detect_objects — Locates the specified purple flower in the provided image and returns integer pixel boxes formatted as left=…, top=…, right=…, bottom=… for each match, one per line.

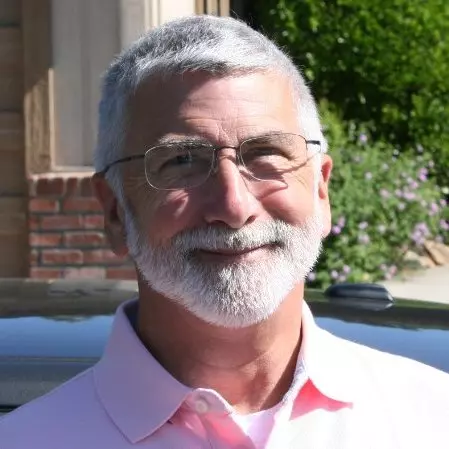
left=380, top=189, right=390, bottom=199
left=411, top=223, right=430, bottom=246
left=435, top=235, right=444, bottom=243
left=403, top=191, right=416, bottom=201
left=338, top=275, right=347, bottom=283
left=379, top=263, right=388, bottom=272
left=430, top=202, right=439, bottom=215
left=389, top=265, right=397, bottom=275
left=330, top=270, right=339, bottom=280
left=416, top=222, right=430, bottom=234
left=359, top=133, right=368, bottom=144
left=337, top=216, right=346, bottom=228
left=409, top=180, right=419, bottom=190
left=358, top=221, right=368, bottom=230
left=342, top=265, right=351, bottom=274
left=440, top=220, right=449, bottom=231
left=397, top=202, right=406, bottom=211
left=307, top=272, right=316, bottom=282
left=395, top=189, right=403, bottom=198
left=358, top=234, right=370, bottom=244
left=418, top=168, right=428, bottom=182
left=365, top=172, right=373, bottom=180
left=418, top=173, right=427, bottom=182
left=332, top=225, right=342, bottom=235
left=440, top=199, right=447, bottom=207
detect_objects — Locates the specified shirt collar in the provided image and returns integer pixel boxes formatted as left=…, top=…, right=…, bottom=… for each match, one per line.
left=94, top=299, right=358, bottom=443
left=93, top=300, right=192, bottom=443
left=300, top=301, right=359, bottom=404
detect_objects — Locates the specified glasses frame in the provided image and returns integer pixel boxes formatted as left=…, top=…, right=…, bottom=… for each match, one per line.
left=98, top=133, right=322, bottom=190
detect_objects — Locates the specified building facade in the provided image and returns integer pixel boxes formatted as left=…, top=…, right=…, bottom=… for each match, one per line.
left=0, top=0, right=233, bottom=279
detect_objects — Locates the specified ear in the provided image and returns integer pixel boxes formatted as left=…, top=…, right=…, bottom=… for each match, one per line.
left=91, top=173, right=129, bottom=257
left=318, top=154, right=333, bottom=237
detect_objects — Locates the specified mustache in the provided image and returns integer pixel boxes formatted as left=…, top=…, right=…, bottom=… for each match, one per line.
left=171, top=220, right=302, bottom=253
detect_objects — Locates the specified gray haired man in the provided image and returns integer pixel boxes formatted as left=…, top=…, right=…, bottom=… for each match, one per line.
left=1, top=15, right=449, bottom=449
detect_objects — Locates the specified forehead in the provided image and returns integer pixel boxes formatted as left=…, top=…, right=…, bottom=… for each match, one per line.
left=124, top=71, right=300, bottom=151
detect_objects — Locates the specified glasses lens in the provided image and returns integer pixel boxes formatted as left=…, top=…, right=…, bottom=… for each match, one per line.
left=240, top=134, right=310, bottom=181
left=145, top=142, right=214, bottom=190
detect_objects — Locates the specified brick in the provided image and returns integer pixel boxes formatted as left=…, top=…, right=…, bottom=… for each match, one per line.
left=79, top=177, right=94, bottom=196
left=41, top=249, right=84, bottom=265
left=84, top=249, right=125, bottom=265
left=63, top=267, right=106, bottom=279
left=64, top=231, right=106, bottom=248
left=30, top=249, right=39, bottom=266
left=30, top=267, right=64, bottom=279
left=62, top=197, right=102, bottom=213
left=65, top=177, right=80, bottom=196
left=106, top=267, right=137, bottom=280
left=29, top=198, right=59, bottom=213
left=29, top=232, right=62, bottom=247
left=29, top=215, right=40, bottom=230
left=35, top=178, right=65, bottom=196
left=40, top=214, right=83, bottom=230
left=84, top=214, right=105, bottom=230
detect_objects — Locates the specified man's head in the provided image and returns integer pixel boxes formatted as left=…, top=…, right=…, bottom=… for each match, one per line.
left=93, top=15, right=332, bottom=328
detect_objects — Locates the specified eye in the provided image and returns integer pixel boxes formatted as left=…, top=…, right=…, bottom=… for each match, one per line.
left=243, top=145, right=290, bottom=162
left=162, top=152, right=194, bottom=168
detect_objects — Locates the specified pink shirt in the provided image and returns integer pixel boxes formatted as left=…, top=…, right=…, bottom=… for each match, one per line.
left=2, top=299, right=449, bottom=448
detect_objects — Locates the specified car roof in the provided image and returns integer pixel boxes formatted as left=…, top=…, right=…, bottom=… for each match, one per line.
left=1, top=280, right=449, bottom=411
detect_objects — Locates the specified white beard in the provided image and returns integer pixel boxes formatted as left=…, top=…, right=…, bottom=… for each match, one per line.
left=124, top=209, right=323, bottom=328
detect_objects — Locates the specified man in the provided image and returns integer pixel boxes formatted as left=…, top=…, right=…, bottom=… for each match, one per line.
left=1, top=15, right=448, bottom=449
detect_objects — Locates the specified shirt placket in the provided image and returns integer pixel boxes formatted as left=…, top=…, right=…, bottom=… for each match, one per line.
left=183, top=390, right=256, bottom=449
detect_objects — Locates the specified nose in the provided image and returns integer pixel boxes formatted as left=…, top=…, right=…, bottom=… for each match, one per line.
left=203, top=152, right=259, bottom=229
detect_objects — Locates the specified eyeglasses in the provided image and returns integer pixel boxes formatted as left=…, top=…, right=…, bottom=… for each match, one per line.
left=99, top=133, right=321, bottom=191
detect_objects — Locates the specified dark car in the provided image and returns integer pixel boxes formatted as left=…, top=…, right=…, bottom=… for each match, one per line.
left=1, top=279, right=449, bottom=416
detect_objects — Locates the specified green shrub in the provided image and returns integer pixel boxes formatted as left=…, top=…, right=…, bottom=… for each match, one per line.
left=307, top=103, right=449, bottom=288
left=256, top=0, right=449, bottom=189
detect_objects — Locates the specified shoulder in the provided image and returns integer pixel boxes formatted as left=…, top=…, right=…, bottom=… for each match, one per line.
left=340, top=333, right=449, bottom=388
left=0, top=367, right=124, bottom=449
left=331, top=331, right=449, bottom=429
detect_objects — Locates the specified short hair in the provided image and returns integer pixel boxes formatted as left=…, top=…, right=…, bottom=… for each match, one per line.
left=94, top=15, right=326, bottom=195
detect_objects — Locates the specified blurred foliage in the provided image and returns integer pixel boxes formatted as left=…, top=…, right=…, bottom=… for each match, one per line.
left=307, top=103, right=448, bottom=288
left=257, top=0, right=449, bottom=190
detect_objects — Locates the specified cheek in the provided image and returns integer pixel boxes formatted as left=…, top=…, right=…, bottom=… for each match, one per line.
left=142, top=190, right=203, bottom=245
left=263, top=170, right=317, bottom=225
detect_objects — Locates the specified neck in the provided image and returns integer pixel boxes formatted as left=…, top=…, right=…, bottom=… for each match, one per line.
left=136, top=283, right=304, bottom=414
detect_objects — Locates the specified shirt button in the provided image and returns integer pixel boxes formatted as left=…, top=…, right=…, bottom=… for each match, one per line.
left=194, top=397, right=210, bottom=414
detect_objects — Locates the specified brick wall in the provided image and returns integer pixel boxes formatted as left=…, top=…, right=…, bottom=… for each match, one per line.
left=28, top=173, right=136, bottom=280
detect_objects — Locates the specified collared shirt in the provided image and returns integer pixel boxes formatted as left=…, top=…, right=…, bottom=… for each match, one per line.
left=1, top=299, right=449, bottom=448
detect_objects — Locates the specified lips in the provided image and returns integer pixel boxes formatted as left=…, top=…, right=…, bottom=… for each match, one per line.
left=200, top=247, right=262, bottom=256
left=193, top=243, right=276, bottom=259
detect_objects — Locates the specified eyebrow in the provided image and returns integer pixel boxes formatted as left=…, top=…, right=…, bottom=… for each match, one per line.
left=154, top=130, right=290, bottom=146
